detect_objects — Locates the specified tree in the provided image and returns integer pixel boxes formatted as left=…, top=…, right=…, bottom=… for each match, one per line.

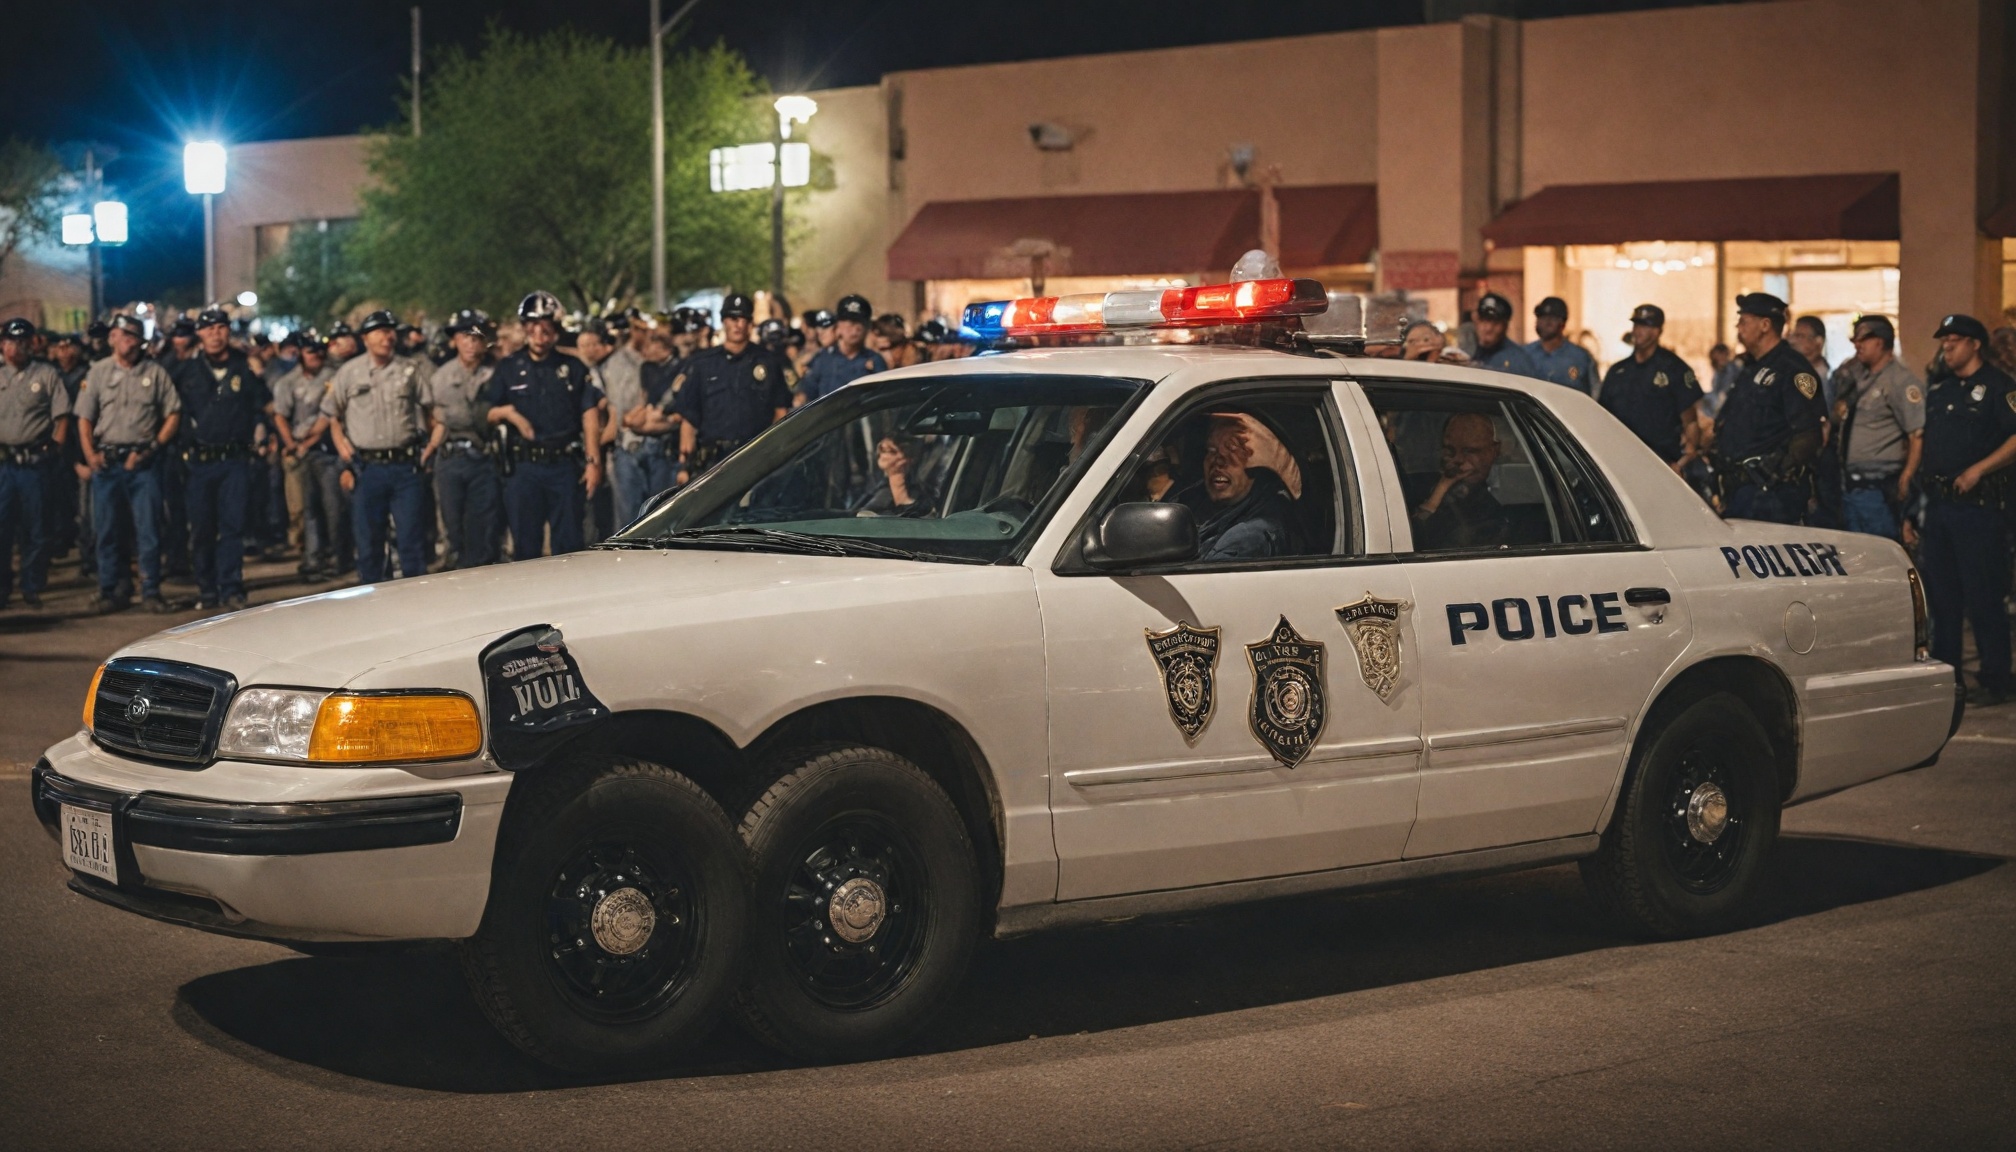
left=0, top=137, right=63, bottom=284
left=353, top=27, right=774, bottom=317
left=255, top=219, right=366, bottom=325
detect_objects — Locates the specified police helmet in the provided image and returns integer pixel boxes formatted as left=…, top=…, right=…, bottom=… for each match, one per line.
left=109, top=314, right=146, bottom=338
left=1734, top=292, right=1788, bottom=321
left=56, top=331, right=83, bottom=348
left=170, top=318, right=196, bottom=338
left=0, top=317, right=34, bottom=340
left=1533, top=296, right=1569, bottom=320
left=297, top=330, right=327, bottom=353
left=358, top=309, right=399, bottom=336
left=787, top=328, right=806, bottom=351
left=328, top=321, right=355, bottom=340
left=517, top=290, right=564, bottom=325
left=605, top=310, right=631, bottom=333
left=719, top=293, right=755, bottom=321
left=194, top=306, right=231, bottom=329
left=757, top=317, right=788, bottom=348
left=914, top=318, right=951, bottom=346
left=395, top=322, right=420, bottom=341
left=806, top=308, right=836, bottom=329
left=87, top=320, right=110, bottom=341
left=1474, top=293, right=1513, bottom=322
left=446, top=308, right=493, bottom=336
left=1629, top=304, right=1666, bottom=328
left=834, top=294, right=872, bottom=324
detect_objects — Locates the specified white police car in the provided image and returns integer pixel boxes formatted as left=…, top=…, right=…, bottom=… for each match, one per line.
left=34, top=273, right=1956, bottom=1073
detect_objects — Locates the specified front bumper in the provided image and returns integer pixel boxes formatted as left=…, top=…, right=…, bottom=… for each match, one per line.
left=33, top=733, right=512, bottom=943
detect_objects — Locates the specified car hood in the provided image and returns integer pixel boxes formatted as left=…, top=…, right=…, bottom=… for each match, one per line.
left=121, top=548, right=963, bottom=687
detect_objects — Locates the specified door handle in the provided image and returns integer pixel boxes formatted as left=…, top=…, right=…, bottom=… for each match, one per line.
left=1624, top=587, right=1671, bottom=606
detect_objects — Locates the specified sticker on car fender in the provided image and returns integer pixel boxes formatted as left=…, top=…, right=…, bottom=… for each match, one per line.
left=479, top=624, right=609, bottom=769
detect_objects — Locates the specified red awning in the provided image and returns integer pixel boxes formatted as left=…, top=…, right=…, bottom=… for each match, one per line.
left=887, top=185, right=1376, bottom=282
left=1481, top=173, right=1900, bottom=247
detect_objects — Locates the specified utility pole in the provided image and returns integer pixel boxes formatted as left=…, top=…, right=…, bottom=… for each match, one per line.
left=651, top=0, right=701, bottom=312
left=84, top=149, right=103, bottom=320
left=770, top=116, right=785, bottom=301
left=411, top=8, right=423, bottom=136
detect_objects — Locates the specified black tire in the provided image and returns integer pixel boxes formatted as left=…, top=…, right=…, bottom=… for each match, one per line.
left=460, top=757, right=748, bottom=1074
left=736, top=746, right=980, bottom=1062
left=1581, top=692, right=1781, bottom=938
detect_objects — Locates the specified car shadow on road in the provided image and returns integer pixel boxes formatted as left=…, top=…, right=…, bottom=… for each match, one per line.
left=174, top=834, right=2002, bottom=1094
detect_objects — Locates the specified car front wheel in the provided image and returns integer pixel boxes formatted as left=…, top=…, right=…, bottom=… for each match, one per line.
left=1582, top=692, right=1781, bottom=938
left=736, top=746, right=981, bottom=1062
left=460, top=756, right=749, bottom=1074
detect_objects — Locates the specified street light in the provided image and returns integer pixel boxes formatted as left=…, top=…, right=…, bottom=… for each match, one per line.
left=184, top=141, right=226, bottom=305
left=62, top=214, right=95, bottom=246
left=92, top=201, right=128, bottom=245
left=769, top=96, right=814, bottom=300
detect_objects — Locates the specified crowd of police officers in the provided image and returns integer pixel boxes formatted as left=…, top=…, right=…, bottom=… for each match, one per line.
left=0, top=286, right=963, bottom=612
left=1, top=283, right=2013, bottom=701
left=1436, top=290, right=2016, bottom=706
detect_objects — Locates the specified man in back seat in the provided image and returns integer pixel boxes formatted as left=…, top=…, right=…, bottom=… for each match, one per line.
left=1410, top=412, right=1514, bottom=550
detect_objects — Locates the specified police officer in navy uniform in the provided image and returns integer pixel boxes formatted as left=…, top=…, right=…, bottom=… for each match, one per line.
left=1468, top=292, right=1542, bottom=378
left=1918, top=313, right=2016, bottom=706
left=1598, top=304, right=1707, bottom=474
left=1710, top=292, right=1826, bottom=523
left=171, top=307, right=272, bottom=610
left=483, top=291, right=604, bottom=559
left=672, top=292, right=793, bottom=484
left=0, top=317, right=71, bottom=610
left=797, top=294, right=887, bottom=408
left=1526, top=296, right=1597, bottom=394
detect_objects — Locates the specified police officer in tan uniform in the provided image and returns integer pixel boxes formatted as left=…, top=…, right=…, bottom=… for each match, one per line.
left=430, top=309, right=500, bottom=568
left=75, top=314, right=181, bottom=612
left=0, top=317, right=71, bottom=610
left=271, top=332, right=345, bottom=579
left=318, top=310, right=442, bottom=583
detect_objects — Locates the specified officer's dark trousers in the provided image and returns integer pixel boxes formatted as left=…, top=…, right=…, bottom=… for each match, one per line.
left=187, top=457, right=251, bottom=603
left=506, top=460, right=584, bottom=560
left=301, top=451, right=349, bottom=570
left=436, top=450, right=500, bottom=568
left=1921, top=500, right=2012, bottom=691
left=352, top=461, right=429, bottom=584
left=1725, top=483, right=1805, bottom=525
left=91, top=463, right=163, bottom=599
left=0, top=460, right=50, bottom=601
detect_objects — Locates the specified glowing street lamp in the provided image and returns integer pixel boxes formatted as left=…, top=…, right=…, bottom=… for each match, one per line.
left=92, top=201, right=128, bottom=245
left=184, top=141, right=227, bottom=305
left=62, top=214, right=95, bottom=246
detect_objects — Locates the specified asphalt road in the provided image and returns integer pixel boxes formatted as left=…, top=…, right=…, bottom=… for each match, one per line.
left=4, top=556, right=2015, bottom=1150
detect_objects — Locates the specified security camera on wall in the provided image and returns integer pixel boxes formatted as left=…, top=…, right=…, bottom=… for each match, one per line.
left=1028, top=122, right=1076, bottom=152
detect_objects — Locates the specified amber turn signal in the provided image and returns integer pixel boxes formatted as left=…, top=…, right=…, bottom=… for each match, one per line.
left=307, top=693, right=483, bottom=763
left=82, top=663, right=105, bottom=730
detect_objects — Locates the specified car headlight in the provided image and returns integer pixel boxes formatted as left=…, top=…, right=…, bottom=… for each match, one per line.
left=307, top=693, right=484, bottom=763
left=217, top=687, right=329, bottom=760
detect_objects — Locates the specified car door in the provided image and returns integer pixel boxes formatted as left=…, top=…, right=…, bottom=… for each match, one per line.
left=1353, top=379, right=1693, bottom=858
left=1033, top=380, right=1424, bottom=901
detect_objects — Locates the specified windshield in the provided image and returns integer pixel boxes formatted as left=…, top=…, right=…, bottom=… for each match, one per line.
left=612, top=373, right=1146, bottom=563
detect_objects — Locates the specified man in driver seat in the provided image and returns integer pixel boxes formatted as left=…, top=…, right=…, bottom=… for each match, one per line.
left=1182, top=416, right=1298, bottom=560
left=1411, top=412, right=1513, bottom=549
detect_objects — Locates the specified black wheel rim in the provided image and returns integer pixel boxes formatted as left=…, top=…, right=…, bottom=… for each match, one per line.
left=779, top=813, right=927, bottom=1011
left=543, top=838, right=702, bottom=1023
left=1660, top=745, right=1750, bottom=895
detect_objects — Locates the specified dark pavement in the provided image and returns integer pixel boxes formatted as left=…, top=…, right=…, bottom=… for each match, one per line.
left=4, top=556, right=2014, bottom=1150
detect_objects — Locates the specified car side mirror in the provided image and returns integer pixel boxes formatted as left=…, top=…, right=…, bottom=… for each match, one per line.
left=1083, top=502, right=1199, bottom=570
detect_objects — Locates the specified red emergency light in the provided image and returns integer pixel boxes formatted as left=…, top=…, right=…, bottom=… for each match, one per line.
left=961, top=277, right=1328, bottom=341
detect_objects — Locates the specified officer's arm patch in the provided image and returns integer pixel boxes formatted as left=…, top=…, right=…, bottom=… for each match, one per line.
left=1794, top=372, right=1819, bottom=400
left=1906, top=384, right=1923, bottom=404
left=2007, top=390, right=2016, bottom=414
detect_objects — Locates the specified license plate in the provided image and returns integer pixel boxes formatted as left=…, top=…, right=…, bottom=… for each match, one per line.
left=62, top=804, right=119, bottom=884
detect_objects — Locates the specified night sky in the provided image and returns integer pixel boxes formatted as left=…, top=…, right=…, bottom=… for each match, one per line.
left=3, top=0, right=1720, bottom=302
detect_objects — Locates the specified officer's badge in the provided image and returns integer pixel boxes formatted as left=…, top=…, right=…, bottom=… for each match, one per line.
left=753, top=363, right=768, bottom=381
left=1756, top=368, right=1777, bottom=388
left=29, top=380, right=40, bottom=393
left=1568, top=367, right=1580, bottom=381
left=1684, top=370, right=1698, bottom=388
left=1653, top=371, right=1669, bottom=389
left=1906, top=384, right=1923, bottom=404
left=1794, top=372, right=1819, bottom=400
left=1245, top=616, right=1326, bottom=768
left=784, top=365, right=799, bottom=387
left=1972, top=383, right=1986, bottom=403
left=229, top=375, right=241, bottom=392
left=1145, top=622, right=1220, bottom=743
left=558, top=365, right=569, bottom=378
left=1334, top=593, right=1407, bottom=703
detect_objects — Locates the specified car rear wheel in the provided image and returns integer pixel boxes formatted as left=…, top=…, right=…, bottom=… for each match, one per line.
left=736, top=746, right=980, bottom=1062
left=1581, top=692, right=1781, bottom=938
left=460, top=756, right=748, bottom=1074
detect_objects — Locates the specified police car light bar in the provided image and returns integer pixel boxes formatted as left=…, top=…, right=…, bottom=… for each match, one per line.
left=960, top=277, right=1328, bottom=341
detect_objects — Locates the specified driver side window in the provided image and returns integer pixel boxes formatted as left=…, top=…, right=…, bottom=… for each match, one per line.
left=1093, top=386, right=1353, bottom=566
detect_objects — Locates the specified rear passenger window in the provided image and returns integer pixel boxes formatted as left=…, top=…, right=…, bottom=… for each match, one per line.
left=1362, top=384, right=1629, bottom=554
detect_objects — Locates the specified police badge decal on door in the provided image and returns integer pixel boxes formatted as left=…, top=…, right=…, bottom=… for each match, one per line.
left=1246, top=616, right=1327, bottom=768
left=1145, top=622, right=1221, bottom=743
